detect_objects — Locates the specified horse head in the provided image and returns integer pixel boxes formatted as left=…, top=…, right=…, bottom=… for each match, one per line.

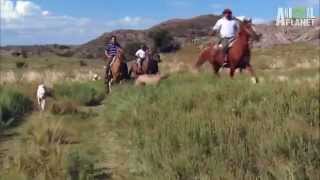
left=239, top=19, right=262, bottom=42
left=115, top=48, right=125, bottom=62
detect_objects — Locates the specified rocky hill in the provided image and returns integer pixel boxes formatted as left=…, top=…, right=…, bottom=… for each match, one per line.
left=72, top=15, right=220, bottom=58
left=1, top=14, right=319, bottom=59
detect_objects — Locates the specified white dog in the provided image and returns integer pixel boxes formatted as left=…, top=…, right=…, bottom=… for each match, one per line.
left=36, top=84, right=46, bottom=111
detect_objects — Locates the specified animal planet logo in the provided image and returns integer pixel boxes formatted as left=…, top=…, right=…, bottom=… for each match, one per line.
left=276, top=7, right=316, bottom=26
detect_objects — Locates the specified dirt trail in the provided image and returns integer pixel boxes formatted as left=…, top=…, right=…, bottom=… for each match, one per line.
left=86, top=104, right=131, bottom=180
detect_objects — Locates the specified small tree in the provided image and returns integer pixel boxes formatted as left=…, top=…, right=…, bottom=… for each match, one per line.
left=123, top=42, right=143, bottom=61
left=149, top=29, right=180, bottom=53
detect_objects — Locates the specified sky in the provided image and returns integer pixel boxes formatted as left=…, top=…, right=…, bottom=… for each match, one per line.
left=1, top=0, right=319, bottom=45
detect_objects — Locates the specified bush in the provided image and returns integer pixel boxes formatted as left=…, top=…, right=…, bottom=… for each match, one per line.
left=0, top=87, right=32, bottom=128
left=15, top=61, right=28, bottom=69
left=149, top=29, right=180, bottom=53
left=124, top=42, right=143, bottom=61
left=79, top=60, right=87, bottom=67
left=53, top=82, right=105, bottom=106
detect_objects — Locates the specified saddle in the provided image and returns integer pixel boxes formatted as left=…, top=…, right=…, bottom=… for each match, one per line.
left=215, top=39, right=236, bottom=50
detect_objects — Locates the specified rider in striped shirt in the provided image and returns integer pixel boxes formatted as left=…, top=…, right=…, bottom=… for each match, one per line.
left=104, top=36, right=122, bottom=80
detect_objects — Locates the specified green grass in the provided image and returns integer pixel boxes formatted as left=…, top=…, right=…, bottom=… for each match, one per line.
left=103, top=72, right=319, bottom=179
left=0, top=87, right=32, bottom=128
left=53, top=81, right=105, bottom=106
left=0, top=56, right=103, bottom=72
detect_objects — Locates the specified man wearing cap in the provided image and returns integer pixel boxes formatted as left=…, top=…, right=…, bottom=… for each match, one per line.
left=212, top=9, right=240, bottom=66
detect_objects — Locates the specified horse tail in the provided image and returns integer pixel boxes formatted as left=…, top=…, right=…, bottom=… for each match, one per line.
left=126, top=64, right=130, bottom=80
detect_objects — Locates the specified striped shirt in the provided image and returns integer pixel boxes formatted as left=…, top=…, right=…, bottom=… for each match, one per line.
left=105, top=43, right=121, bottom=57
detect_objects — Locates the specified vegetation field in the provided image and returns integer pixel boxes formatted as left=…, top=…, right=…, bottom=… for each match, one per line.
left=0, top=43, right=319, bottom=180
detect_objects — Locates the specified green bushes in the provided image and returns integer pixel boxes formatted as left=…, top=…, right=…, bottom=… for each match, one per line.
left=54, top=81, right=105, bottom=106
left=124, top=42, right=143, bottom=61
left=0, top=87, right=32, bottom=128
left=149, top=29, right=180, bottom=52
left=15, top=61, right=28, bottom=69
left=104, top=72, right=320, bottom=179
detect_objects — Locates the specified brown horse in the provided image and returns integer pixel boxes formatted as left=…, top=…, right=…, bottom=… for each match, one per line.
left=194, top=20, right=261, bottom=83
left=129, top=51, right=161, bottom=78
left=106, top=49, right=129, bottom=93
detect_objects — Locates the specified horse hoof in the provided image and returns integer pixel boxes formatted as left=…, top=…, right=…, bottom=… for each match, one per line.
left=251, top=77, right=258, bottom=84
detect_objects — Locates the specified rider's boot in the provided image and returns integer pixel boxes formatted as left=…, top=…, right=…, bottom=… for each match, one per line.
left=222, top=54, right=228, bottom=67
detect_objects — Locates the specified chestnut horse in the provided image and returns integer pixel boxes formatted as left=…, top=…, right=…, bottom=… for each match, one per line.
left=194, top=20, right=261, bottom=83
left=106, top=49, right=129, bottom=93
left=129, top=51, right=161, bottom=78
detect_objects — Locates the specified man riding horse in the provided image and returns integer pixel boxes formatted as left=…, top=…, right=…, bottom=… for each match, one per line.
left=135, top=44, right=148, bottom=73
left=212, top=8, right=240, bottom=67
left=105, top=35, right=122, bottom=83
left=194, top=8, right=261, bottom=83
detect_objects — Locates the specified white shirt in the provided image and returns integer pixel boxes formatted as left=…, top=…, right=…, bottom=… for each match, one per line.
left=213, top=17, right=240, bottom=38
left=135, top=49, right=146, bottom=59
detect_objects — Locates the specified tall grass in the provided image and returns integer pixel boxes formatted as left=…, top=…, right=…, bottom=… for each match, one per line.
left=54, top=81, right=105, bottom=106
left=104, top=72, right=320, bottom=179
left=0, top=118, right=98, bottom=180
left=0, top=87, right=32, bottom=128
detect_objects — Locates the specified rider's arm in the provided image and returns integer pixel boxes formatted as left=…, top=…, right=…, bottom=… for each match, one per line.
left=211, top=19, right=222, bottom=36
left=135, top=50, right=140, bottom=57
left=105, top=44, right=111, bottom=58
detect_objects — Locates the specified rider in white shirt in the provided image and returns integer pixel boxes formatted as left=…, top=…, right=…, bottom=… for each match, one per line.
left=212, top=9, right=240, bottom=66
left=135, top=45, right=147, bottom=72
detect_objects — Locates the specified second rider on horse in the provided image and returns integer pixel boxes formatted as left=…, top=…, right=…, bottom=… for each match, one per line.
left=135, top=45, right=147, bottom=73
left=212, top=8, right=240, bottom=66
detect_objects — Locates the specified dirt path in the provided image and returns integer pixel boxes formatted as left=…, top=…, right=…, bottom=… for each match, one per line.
left=86, top=104, right=131, bottom=180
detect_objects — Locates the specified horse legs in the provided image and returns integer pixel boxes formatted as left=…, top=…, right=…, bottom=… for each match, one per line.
left=108, top=79, right=113, bottom=93
left=247, top=64, right=259, bottom=84
left=230, top=67, right=236, bottom=78
left=212, top=63, right=221, bottom=77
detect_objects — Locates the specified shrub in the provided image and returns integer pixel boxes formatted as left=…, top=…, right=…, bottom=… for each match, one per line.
left=0, top=87, right=32, bottom=128
left=16, top=61, right=28, bottom=69
left=53, top=82, right=105, bottom=106
left=149, top=29, right=180, bottom=53
left=124, top=42, right=143, bottom=61
left=79, top=60, right=87, bottom=67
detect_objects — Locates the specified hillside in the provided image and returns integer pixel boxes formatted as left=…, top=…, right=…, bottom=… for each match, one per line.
left=72, top=14, right=220, bottom=58
left=0, top=14, right=319, bottom=59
